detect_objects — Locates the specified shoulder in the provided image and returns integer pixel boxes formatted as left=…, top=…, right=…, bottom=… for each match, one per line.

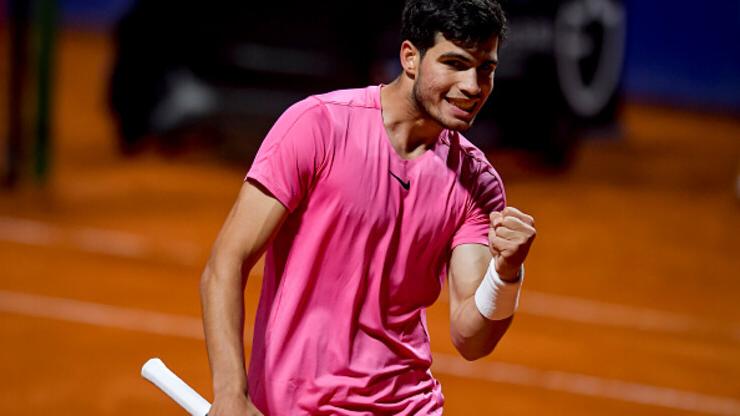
left=442, top=131, right=507, bottom=207
left=279, top=95, right=328, bottom=122
left=270, top=94, right=335, bottom=139
left=445, top=131, right=503, bottom=182
left=312, top=85, right=381, bottom=110
left=276, top=86, right=379, bottom=131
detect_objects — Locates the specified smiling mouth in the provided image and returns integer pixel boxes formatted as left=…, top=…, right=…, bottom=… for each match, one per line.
left=446, top=98, right=477, bottom=112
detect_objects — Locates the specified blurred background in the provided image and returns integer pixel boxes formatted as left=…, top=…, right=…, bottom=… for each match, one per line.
left=1, top=0, right=738, bottom=415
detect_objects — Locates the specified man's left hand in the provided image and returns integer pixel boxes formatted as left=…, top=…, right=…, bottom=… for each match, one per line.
left=488, top=207, right=536, bottom=282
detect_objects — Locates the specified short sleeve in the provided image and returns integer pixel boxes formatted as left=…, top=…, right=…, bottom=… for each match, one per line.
left=245, top=97, right=331, bottom=212
left=450, top=165, right=506, bottom=249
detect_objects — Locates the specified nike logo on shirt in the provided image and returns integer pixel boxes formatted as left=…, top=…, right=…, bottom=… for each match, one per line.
left=389, top=171, right=410, bottom=190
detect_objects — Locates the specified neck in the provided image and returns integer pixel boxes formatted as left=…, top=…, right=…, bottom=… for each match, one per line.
left=380, top=77, right=444, bottom=159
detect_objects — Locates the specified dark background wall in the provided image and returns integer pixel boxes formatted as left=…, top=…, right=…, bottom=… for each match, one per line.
left=50, top=0, right=740, bottom=112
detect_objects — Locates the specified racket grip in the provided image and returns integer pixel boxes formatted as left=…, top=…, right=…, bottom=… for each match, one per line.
left=141, top=358, right=211, bottom=416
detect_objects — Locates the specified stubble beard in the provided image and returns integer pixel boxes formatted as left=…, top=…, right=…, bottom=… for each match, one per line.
left=412, top=74, right=448, bottom=131
left=411, top=74, right=473, bottom=132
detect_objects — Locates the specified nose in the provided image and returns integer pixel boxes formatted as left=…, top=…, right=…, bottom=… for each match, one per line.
left=459, top=68, right=482, bottom=97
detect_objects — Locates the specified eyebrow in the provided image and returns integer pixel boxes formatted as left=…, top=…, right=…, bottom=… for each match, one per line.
left=439, top=52, right=498, bottom=66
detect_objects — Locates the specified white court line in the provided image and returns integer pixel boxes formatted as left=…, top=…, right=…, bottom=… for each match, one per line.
left=0, top=216, right=201, bottom=266
left=432, top=355, right=740, bottom=416
left=1, top=215, right=739, bottom=340
left=0, top=216, right=57, bottom=245
left=0, top=290, right=203, bottom=339
left=1, top=290, right=739, bottom=415
left=520, top=291, right=740, bottom=340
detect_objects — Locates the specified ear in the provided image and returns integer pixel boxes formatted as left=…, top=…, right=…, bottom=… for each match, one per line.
left=399, top=40, right=420, bottom=79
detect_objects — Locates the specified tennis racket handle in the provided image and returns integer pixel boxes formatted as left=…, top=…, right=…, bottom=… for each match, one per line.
left=141, top=358, right=212, bottom=416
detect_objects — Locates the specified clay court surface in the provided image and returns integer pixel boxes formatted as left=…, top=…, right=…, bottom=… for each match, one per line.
left=1, top=31, right=739, bottom=415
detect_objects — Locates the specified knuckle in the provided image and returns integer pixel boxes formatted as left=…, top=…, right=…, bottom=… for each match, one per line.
left=506, top=217, right=523, bottom=228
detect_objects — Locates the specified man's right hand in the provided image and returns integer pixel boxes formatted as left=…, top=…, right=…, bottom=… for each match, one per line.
left=201, top=182, right=287, bottom=416
left=209, top=393, right=264, bottom=416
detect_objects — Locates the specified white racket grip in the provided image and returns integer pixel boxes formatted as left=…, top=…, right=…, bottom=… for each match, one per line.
left=141, top=358, right=212, bottom=416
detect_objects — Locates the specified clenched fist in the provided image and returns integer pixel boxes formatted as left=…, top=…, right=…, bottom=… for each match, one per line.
left=488, top=207, right=536, bottom=282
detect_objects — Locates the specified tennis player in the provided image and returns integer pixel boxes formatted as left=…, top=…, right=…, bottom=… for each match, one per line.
left=201, top=1, right=536, bottom=414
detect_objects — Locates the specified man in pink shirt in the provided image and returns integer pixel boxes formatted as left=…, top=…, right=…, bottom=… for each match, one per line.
left=200, top=1, right=536, bottom=414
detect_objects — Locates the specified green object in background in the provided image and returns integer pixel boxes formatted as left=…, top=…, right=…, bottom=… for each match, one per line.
left=3, top=0, right=56, bottom=188
left=33, top=0, right=57, bottom=184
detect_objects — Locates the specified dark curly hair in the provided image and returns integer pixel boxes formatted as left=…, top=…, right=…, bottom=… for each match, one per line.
left=401, top=0, right=507, bottom=54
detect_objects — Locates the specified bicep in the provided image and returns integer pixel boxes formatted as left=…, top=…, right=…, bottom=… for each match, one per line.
left=448, top=244, right=491, bottom=313
left=209, top=180, right=289, bottom=268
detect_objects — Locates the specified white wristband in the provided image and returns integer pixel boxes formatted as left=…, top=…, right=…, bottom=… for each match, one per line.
left=474, top=260, right=524, bottom=320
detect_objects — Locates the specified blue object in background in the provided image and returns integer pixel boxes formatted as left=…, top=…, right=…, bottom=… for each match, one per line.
left=623, top=0, right=740, bottom=111
left=58, top=0, right=133, bottom=29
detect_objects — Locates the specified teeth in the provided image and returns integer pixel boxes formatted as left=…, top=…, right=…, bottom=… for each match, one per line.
left=448, top=99, right=476, bottom=111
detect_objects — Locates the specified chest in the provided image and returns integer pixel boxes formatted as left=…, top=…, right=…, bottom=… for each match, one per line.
left=308, top=127, right=468, bottom=254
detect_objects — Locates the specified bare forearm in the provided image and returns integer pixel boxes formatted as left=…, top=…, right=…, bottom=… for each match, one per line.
left=450, top=294, right=512, bottom=361
left=200, top=259, right=251, bottom=397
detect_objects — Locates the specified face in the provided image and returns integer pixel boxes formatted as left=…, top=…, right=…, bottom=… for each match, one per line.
left=408, top=33, right=499, bottom=131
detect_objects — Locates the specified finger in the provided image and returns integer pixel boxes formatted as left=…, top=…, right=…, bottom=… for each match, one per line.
left=502, top=206, right=535, bottom=226
left=489, top=235, right=516, bottom=254
left=500, top=216, right=532, bottom=232
left=489, top=211, right=503, bottom=228
left=488, top=228, right=501, bottom=256
left=488, top=245, right=501, bottom=258
left=490, top=226, right=520, bottom=240
left=498, top=220, right=536, bottom=245
left=491, top=235, right=531, bottom=265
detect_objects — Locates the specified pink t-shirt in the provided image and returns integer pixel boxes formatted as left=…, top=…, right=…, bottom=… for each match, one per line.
left=246, top=86, right=506, bottom=415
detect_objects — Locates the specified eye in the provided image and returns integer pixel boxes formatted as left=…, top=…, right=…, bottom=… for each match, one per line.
left=444, top=60, right=469, bottom=70
left=479, top=63, right=496, bottom=73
